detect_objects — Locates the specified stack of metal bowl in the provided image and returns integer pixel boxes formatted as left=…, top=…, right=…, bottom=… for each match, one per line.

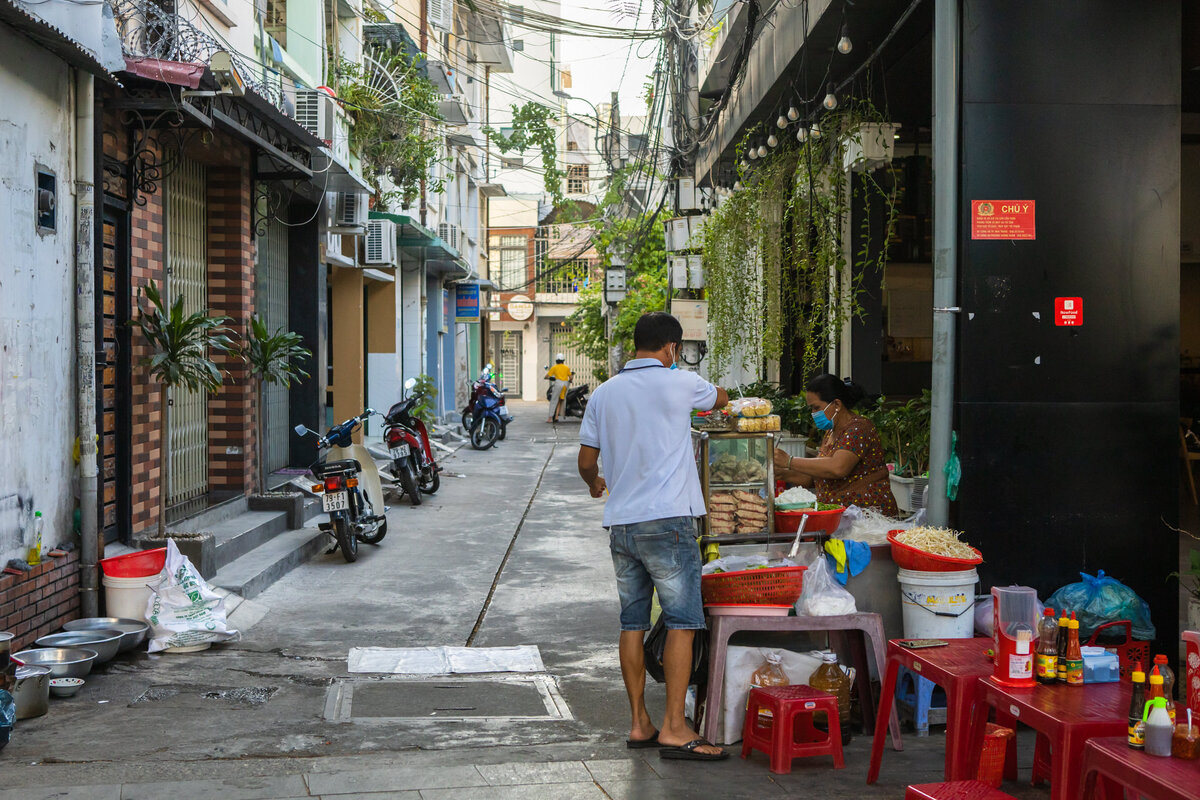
left=12, top=648, right=98, bottom=679
left=62, top=618, right=149, bottom=653
left=35, top=629, right=123, bottom=664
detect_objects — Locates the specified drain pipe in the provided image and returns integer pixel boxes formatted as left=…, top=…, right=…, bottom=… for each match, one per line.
left=75, top=69, right=100, bottom=617
left=926, top=0, right=960, bottom=526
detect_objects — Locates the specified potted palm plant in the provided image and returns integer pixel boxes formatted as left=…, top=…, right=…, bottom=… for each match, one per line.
left=241, top=315, right=311, bottom=525
left=130, top=280, right=235, bottom=539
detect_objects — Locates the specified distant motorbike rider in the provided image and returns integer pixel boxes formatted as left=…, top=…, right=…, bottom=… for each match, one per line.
left=545, top=354, right=572, bottom=423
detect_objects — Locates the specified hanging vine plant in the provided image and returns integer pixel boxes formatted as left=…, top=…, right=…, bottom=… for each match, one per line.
left=484, top=102, right=571, bottom=211
left=700, top=99, right=899, bottom=381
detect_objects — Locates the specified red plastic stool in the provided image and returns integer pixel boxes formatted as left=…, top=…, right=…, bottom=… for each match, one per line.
left=741, top=685, right=845, bottom=774
left=906, top=781, right=1019, bottom=800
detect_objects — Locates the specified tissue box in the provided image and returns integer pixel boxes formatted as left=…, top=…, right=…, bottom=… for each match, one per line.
left=1081, top=646, right=1121, bottom=683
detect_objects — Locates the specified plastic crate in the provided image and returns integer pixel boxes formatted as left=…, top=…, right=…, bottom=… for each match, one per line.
left=976, top=724, right=1015, bottom=788
left=1085, top=620, right=1149, bottom=680
left=701, top=565, right=807, bottom=606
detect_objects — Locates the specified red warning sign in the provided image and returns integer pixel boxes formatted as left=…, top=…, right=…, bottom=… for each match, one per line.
left=971, top=200, right=1036, bottom=240
left=1055, top=297, right=1082, bottom=327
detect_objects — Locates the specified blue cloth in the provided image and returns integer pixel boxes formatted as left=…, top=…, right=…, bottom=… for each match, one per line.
left=824, top=538, right=872, bottom=585
left=609, top=516, right=705, bottom=631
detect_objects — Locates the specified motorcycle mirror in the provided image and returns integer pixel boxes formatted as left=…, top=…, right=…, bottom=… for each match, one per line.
left=294, top=424, right=309, bottom=436
left=403, top=377, right=417, bottom=391
left=363, top=408, right=376, bottom=417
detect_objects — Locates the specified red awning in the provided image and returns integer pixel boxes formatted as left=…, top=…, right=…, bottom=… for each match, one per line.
left=122, top=57, right=205, bottom=88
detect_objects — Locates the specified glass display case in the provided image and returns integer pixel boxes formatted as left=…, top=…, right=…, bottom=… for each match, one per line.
left=694, top=430, right=777, bottom=540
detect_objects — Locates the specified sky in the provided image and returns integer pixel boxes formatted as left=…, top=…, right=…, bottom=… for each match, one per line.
left=559, top=0, right=660, bottom=121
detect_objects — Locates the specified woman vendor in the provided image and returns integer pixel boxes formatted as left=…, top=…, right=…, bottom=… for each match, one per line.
left=773, top=374, right=899, bottom=516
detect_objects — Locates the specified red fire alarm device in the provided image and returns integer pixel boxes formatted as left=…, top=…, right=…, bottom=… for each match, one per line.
left=1055, top=297, right=1082, bottom=327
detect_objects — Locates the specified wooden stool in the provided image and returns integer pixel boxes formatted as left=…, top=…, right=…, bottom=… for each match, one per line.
left=906, top=781, right=1019, bottom=800
left=741, top=684, right=845, bottom=774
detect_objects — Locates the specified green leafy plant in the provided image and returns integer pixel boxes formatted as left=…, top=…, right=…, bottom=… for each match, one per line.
left=871, top=390, right=931, bottom=478
left=409, top=374, right=438, bottom=427
left=484, top=102, right=571, bottom=211
left=333, top=52, right=445, bottom=209
left=699, top=100, right=899, bottom=382
left=1170, top=548, right=1200, bottom=602
left=241, top=315, right=311, bottom=494
left=131, top=280, right=236, bottom=536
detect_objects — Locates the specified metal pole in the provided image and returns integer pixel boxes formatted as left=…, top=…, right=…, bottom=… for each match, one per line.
left=75, top=69, right=100, bottom=617
left=926, top=0, right=960, bottom=525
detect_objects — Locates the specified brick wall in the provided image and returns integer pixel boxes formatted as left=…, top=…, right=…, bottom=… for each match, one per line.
left=0, top=552, right=81, bottom=649
left=206, top=161, right=258, bottom=493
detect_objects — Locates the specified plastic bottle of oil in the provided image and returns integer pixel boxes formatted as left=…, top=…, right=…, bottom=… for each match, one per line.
left=26, top=511, right=43, bottom=566
left=749, top=652, right=789, bottom=726
left=809, top=651, right=853, bottom=745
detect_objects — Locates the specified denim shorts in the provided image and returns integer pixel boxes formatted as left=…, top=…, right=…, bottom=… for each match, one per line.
left=609, top=516, right=705, bottom=631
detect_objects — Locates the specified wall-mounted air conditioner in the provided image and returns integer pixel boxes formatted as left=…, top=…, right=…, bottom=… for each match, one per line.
left=333, top=192, right=368, bottom=229
left=364, top=219, right=397, bottom=265
left=437, top=222, right=460, bottom=251
left=296, top=89, right=337, bottom=145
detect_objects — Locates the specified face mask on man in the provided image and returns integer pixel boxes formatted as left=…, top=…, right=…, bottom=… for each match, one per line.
left=669, top=343, right=681, bottom=369
left=812, top=401, right=837, bottom=430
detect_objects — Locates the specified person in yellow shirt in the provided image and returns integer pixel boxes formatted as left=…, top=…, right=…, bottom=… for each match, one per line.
left=545, top=354, right=572, bottom=422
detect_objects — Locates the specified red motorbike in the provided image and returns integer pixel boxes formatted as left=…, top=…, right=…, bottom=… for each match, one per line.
left=383, top=377, right=440, bottom=506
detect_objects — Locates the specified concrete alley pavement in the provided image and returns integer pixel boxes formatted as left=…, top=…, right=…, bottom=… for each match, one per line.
left=0, top=403, right=955, bottom=799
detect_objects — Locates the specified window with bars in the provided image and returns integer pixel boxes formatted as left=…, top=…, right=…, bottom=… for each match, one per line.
left=489, top=234, right=528, bottom=291
left=567, top=165, right=588, bottom=195
left=537, top=259, right=596, bottom=294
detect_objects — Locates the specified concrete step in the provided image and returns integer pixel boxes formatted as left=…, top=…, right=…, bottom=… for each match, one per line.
left=209, top=510, right=291, bottom=572
left=169, top=495, right=248, bottom=533
left=210, top=526, right=328, bottom=599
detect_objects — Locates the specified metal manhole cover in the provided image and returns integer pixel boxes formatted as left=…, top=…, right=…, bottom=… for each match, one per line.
left=323, top=676, right=572, bottom=723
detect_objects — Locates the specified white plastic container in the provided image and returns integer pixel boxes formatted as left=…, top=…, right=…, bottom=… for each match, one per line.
left=897, top=567, right=978, bottom=639
left=102, top=573, right=160, bottom=624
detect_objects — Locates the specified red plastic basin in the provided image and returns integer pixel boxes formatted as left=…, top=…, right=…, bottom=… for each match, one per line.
left=887, top=530, right=982, bottom=572
left=774, top=506, right=845, bottom=534
left=99, top=548, right=166, bottom=578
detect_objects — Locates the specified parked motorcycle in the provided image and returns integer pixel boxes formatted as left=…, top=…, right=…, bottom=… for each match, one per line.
left=294, top=409, right=387, bottom=562
left=544, top=367, right=590, bottom=419
left=383, top=377, right=441, bottom=506
left=462, top=365, right=512, bottom=444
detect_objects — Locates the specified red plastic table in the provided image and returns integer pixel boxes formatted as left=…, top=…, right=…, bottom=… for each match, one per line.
left=966, top=679, right=1130, bottom=800
left=1080, top=736, right=1200, bottom=800
left=868, top=637, right=994, bottom=784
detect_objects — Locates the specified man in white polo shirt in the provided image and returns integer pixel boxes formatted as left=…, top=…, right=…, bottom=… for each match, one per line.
left=577, top=312, right=729, bottom=762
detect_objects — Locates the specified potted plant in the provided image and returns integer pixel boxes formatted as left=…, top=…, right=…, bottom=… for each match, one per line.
left=1171, top=548, right=1200, bottom=631
left=131, top=281, right=235, bottom=537
left=874, top=391, right=931, bottom=514
left=241, top=315, right=311, bottom=525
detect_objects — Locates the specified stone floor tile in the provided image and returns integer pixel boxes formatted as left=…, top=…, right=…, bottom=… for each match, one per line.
left=305, top=765, right=485, bottom=796
left=584, top=757, right=662, bottom=783
left=475, top=760, right=592, bottom=786
left=0, top=788, right=121, bottom=800
left=419, top=783, right=607, bottom=800
left=121, top=775, right=309, bottom=800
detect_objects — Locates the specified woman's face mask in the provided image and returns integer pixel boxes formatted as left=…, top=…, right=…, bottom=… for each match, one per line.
left=811, top=401, right=837, bottom=431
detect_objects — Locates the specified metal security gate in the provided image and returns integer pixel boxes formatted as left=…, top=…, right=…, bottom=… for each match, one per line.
left=549, top=323, right=600, bottom=388
left=255, top=207, right=290, bottom=475
left=491, top=330, right=522, bottom=393
left=165, top=157, right=209, bottom=509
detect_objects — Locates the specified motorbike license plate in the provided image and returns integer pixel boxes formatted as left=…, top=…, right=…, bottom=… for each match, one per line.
left=389, top=444, right=411, bottom=459
left=322, top=491, right=349, bottom=512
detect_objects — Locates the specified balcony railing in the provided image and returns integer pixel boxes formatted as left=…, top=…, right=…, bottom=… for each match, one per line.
left=536, top=258, right=597, bottom=295
left=109, top=0, right=287, bottom=112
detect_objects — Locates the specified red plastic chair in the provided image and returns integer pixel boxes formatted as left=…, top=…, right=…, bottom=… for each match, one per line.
left=741, top=684, right=845, bottom=774
left=1184, top=630, right=1199, bottom=715
left=906, top=781, right=1019, bottom=800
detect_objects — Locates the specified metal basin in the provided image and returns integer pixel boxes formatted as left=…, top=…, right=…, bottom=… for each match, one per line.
left=13, top=665, right=50, bottom=719
left=63, top=618, right=149, bottom=652
left=36, top=630, right=123, bottom=663
left=13, top=648, right=98, bottom=679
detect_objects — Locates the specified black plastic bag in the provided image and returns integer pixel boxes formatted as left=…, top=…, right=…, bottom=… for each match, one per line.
left=643, top=618, right=708, bottom=686
left=0, top=689, right=14, bottom=751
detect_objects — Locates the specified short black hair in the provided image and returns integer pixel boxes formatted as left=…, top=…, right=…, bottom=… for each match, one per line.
left=807, top=374, right=866, bottom=409
left=633, top=312, right=683, bottom=352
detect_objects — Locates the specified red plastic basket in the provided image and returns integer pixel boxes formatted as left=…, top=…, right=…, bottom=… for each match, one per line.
left=99, top=547, right=166, bottom=578
left=888, top=530, right=983, bottom=572
left=1085, top=620, right=1150, bottom=680
left=774, top=506, right=845, bottom=534
left=701, top=565, right=807, bottom=606
left=976, top=723, right=1015, bottom=788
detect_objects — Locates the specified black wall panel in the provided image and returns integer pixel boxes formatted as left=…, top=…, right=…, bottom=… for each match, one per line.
left=957, top=1, right=1181, bottom=650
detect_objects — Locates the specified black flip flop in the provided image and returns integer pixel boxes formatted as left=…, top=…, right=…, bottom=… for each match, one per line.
left=626, top=730, right=660, bottom=749
left=659, top=738, right=729, bottom=761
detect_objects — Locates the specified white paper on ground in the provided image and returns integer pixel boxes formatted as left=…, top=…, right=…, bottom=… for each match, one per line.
left=347, top=645, right=545, bottom=674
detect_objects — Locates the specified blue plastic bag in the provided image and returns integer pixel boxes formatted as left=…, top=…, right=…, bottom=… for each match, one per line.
left=0, top=688, right=14, bottom=751
left=1045, top=570, right=1155, bottom=642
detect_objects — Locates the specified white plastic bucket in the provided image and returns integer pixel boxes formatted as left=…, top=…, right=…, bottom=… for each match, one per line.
left=897, top=567, right=978, bottom=639
left=102, top=573, right=161, bottom=624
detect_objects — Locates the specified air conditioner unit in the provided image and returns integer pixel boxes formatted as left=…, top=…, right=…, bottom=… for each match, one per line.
left=437, top=222, right=459, bottom=251
left=333, top=192, right=368, bottom=229
left=364, top=219, right=397, bottom=265
left=295, top=89, right=336, bottom=145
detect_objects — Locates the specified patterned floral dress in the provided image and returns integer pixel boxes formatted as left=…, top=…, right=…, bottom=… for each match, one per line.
left=814, top=416, right=899, bottom=516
